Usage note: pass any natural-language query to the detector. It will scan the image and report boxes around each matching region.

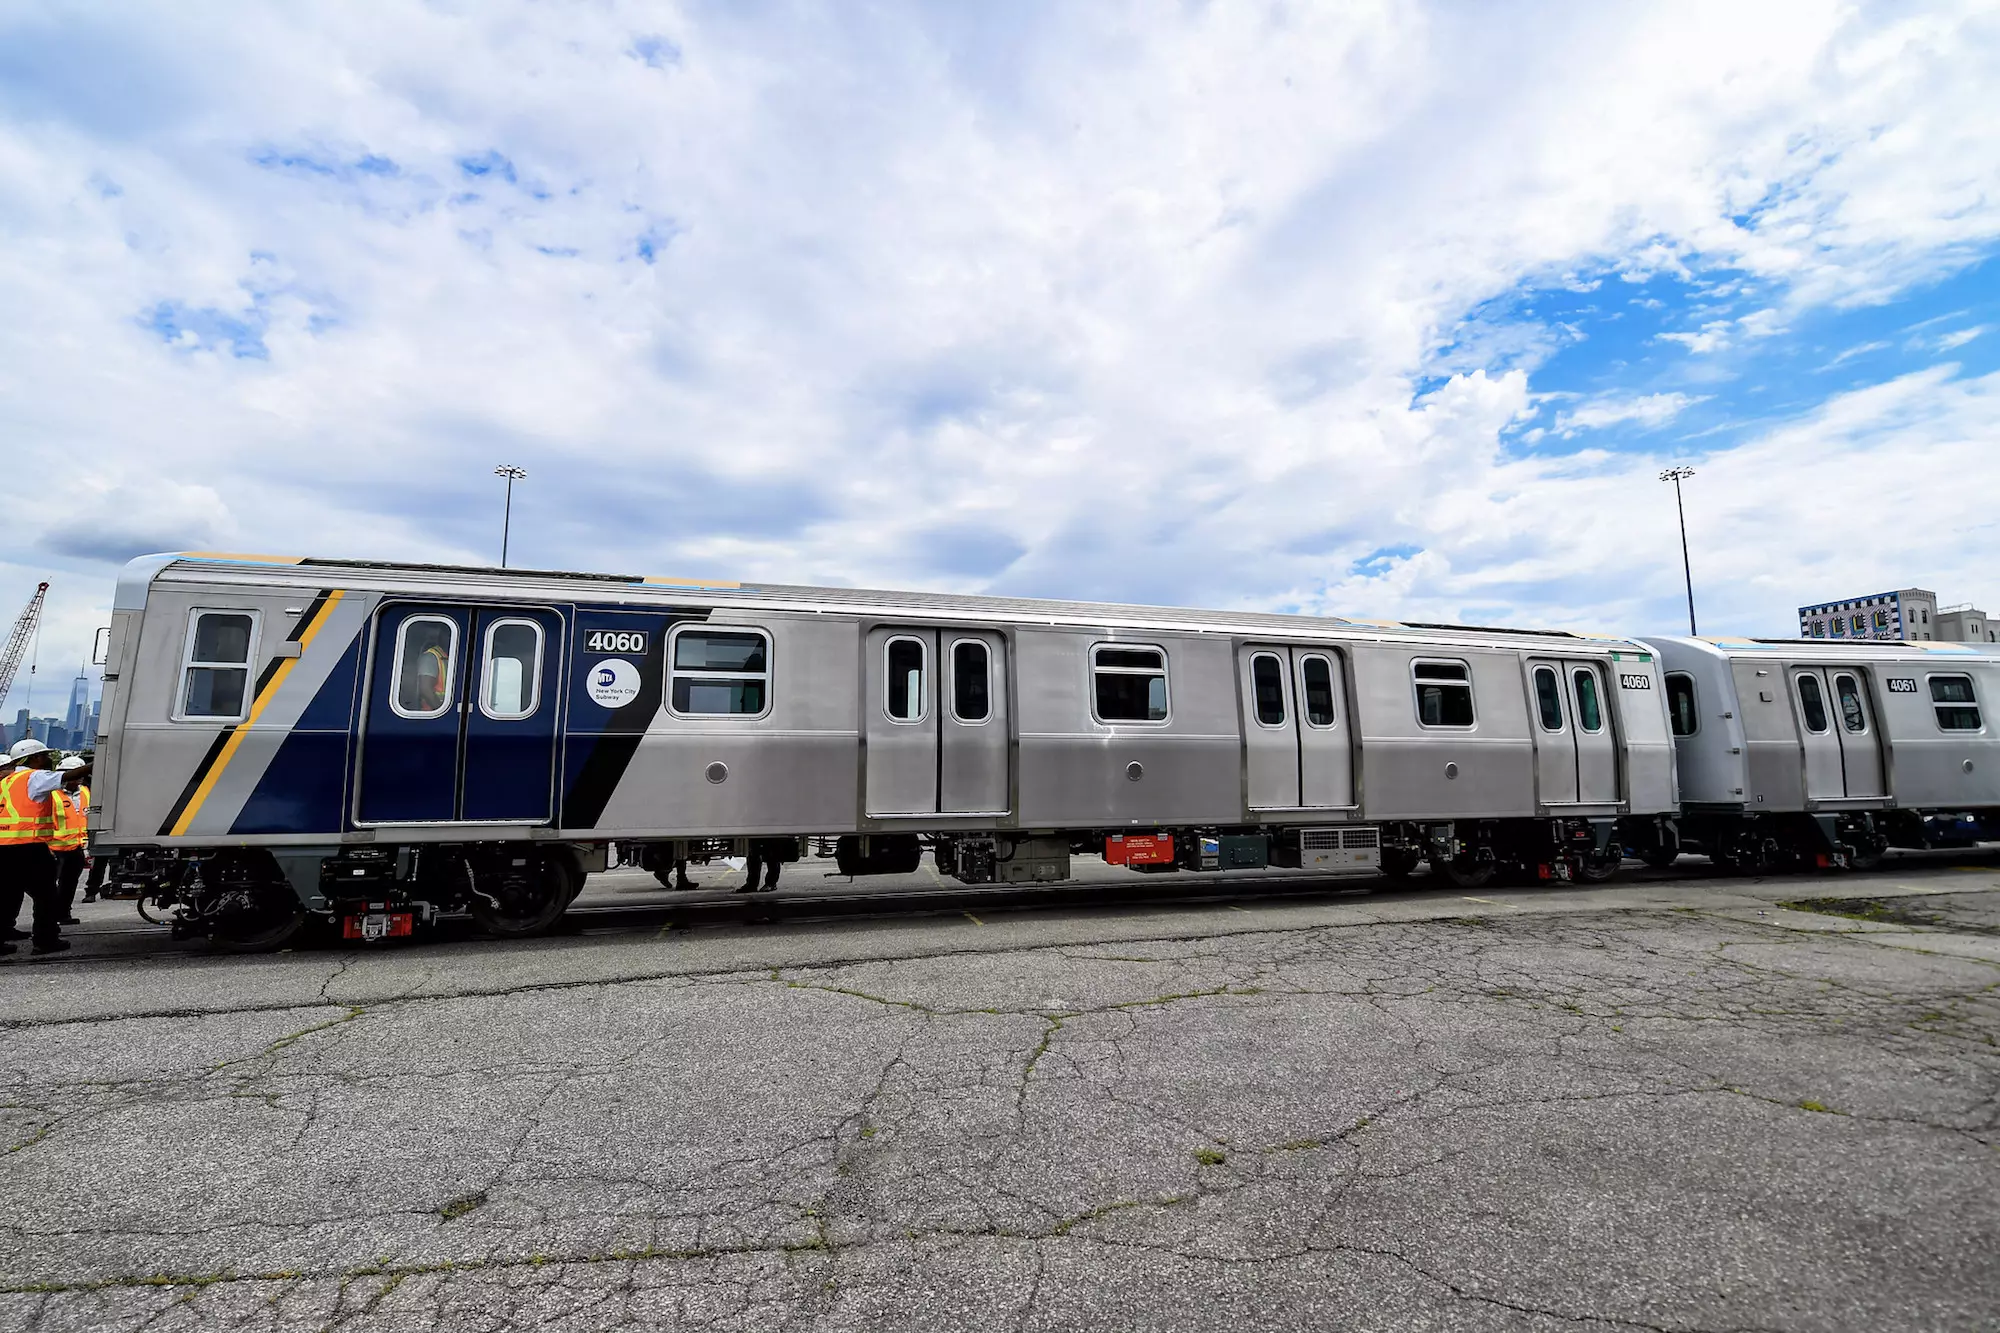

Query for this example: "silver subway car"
[1644,635,2000,871]
[91,553,1678,947]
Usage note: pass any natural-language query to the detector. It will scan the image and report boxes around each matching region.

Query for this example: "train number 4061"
[584,630,649,654]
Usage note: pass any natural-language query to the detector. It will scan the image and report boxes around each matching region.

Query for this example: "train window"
[1929,675,1982,731]
[480,619,543,719]
[176,610,259,720]
[1251,653,1286,726]
[1834,673,1867,733]
[1092,644,1169,722]
[886,637,926,722]
[951,640,989,722]
[1666,673,1698,736]
[1301,656,1337,727]
[669,628,769,716]
[1573,668,1603,732]
[1796,673,1829,733]
[391,616,457,719]
[1412,660,1475,728]
[1533,666,1563,731]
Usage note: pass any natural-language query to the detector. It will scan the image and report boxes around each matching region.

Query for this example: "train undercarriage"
[98,806,1996,950]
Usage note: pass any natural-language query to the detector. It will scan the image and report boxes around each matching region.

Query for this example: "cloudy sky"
[3,1,1998,714]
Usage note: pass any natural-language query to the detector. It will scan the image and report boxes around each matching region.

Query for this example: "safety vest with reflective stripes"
[0,769,55,845]
[50,784,89,852]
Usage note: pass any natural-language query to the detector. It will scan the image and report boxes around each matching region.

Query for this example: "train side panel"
[1015,628,1241,829]
[1350,644,1535,821]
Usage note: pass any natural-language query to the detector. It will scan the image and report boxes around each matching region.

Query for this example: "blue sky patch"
[142,300,267,359]
[1424,248,2000,461]
[457,150,516,184]
[630,35,681,69]
[1352,545,1422,577]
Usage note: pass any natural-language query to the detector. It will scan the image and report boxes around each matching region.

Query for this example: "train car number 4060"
[584,630,649,654]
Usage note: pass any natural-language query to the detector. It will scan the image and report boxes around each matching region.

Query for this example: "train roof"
[1644,634,2000,662]
[119,551,1662,654]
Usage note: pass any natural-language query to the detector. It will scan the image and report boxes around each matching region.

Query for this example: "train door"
[1528,660,1579,804]
[1240,647,1300,809]
[1829,669,1885,798]
[1526,659,1618,805]
[940,631,1009,813]
[1790,668,1847,801]
[1238,645,1354,810]
[1296,650,1354,807]
[865,627,1011,816]
[356,604,564,824]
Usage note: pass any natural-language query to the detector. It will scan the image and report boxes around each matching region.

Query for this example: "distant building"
[1937,604,1998,643]
[1798,588,1939,641]
[63,672,91,740]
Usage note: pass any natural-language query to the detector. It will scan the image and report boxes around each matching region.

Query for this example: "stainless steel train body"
[92,553,1679,944]
[1645,635,2000,870]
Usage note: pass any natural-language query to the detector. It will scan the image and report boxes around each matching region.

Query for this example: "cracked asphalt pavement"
[2,856,1997,1331]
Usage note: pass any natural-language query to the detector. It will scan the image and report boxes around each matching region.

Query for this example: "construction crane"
[0,582,49,716]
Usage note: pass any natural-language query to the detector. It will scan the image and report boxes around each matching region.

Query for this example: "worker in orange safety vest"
[49,755,90,927]
[0,738,69,954]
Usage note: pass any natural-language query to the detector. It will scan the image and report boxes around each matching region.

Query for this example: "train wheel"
[469,852,575,938]
[1576,850,1622,883]
[1380,846,1422,879]
[200,854,309,953]
[1440,858,1494,889]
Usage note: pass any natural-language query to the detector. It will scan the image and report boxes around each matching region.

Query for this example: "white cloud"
[1553,393,1705,437]
[1935,326,1986,351]
[3,0,2000,705]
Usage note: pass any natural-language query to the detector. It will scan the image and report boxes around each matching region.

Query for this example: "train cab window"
[1796,673,1830,733]
[1251,653,1286,726]
[885,637,926,722]
[951,640,989,722]
[1413,660,1475,728]
[1573,668,1603,732]
[1834,673,1867,733]
[480,619,543,719]
[1533,666,1563,731]
[1092,645,1169,722]
[1301,656,1337,727]
[1930,675,1982,731]
[176,610,259,720]
[670,628,769,716]
[391,616,457,719]
[1666,673,1698,736]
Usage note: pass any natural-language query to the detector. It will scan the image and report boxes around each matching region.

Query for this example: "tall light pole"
[494,464,527,568]
[1659,466,1698,635]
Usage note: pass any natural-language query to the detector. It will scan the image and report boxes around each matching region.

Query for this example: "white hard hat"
[6,738,50,762]
[57,755,89,771]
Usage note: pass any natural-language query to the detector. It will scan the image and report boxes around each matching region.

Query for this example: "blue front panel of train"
[560,609,687,828]
[231,632,363,834]
[357,605,472,823]
[461,607,566,821]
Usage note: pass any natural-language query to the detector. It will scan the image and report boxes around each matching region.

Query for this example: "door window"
[1533,666,1563,731]
[392,616,458,719]
[886,636,926,722]
[669,628,769,716]
[951,640,990,722]
[1833,673,1867,733]
[1666,673,1698,736]
[1796,673,1830,733]
[1573,668,1603,733]
[1412,660,1475,728]
[481,619,543,719]
[1929,675,1982,731]
[1250,653,1286,726]
[1300,656,1337,727]
[176,610,259,720]
[1092,645,1169,722]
